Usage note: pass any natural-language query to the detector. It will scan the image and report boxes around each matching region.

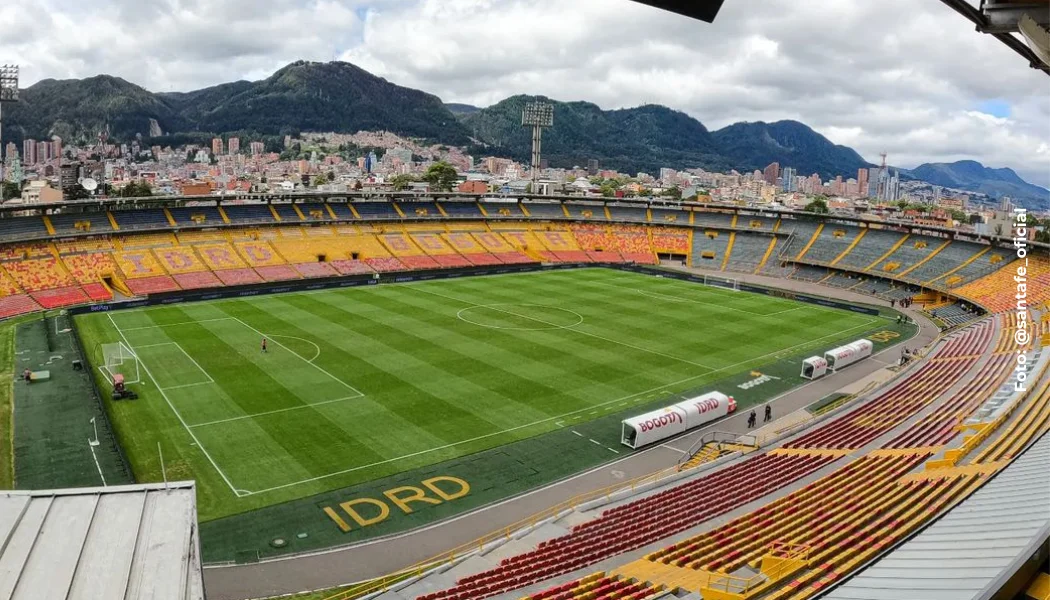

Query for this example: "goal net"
[703,274,739,291]
[100,342,141,386]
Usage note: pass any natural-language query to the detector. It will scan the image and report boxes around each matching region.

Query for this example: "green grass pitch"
[75,268,887,520]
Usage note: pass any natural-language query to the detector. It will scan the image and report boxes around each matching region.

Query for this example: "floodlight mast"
[0,65,20,174]
[521,102,553,189]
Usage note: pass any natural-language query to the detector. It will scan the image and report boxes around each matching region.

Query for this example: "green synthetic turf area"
[75,268,895,522]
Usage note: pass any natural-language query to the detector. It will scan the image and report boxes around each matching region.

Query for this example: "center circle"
[457,304,584,331]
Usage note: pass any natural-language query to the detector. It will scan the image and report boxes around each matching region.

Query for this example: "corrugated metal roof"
[823,433,1050,600]
[0,482,203,600]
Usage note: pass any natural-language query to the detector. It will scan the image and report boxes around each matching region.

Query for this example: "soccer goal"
[703,274,739,291]
[98,342,142,387]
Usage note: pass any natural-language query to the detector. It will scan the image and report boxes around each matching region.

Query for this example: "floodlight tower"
[521,101,553,190]
[0,65,19,176]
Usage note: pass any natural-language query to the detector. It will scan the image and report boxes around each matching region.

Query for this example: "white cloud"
[1,0,1048,186]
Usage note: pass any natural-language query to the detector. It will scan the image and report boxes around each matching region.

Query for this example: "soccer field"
[75,267,890,519]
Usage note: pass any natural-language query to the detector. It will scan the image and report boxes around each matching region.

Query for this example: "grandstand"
[0,194,1046,600]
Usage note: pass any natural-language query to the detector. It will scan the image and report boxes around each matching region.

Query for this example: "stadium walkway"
[202,270,942,600]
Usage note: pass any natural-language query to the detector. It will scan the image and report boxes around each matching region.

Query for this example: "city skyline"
[0,0,1047,188]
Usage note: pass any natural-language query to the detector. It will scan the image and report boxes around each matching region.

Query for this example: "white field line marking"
[189,395,362,428]
[410,286,718,371]
[659,443,689,455]
[588,438,603,446]
[268,334,322,363]
[229,316,364,398]
[240,314,879,496]
[88,440,107,486]
[107,312,243,497]
[171,341,216,384]
[117,317,237,331]
[161,382,215,391]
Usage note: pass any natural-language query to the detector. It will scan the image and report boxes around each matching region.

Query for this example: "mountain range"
[4,60,1046,208]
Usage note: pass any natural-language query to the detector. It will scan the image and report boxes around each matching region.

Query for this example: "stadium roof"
[627,0,727,23]
[940,0,1050,74]
[0,482,204,600]
[823,432,1050,600]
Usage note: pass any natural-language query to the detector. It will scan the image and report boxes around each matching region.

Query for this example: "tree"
[119,181,152,198]
[1,182,21,201]
[312,172,329,187]
[1035,230,1050,244]
[948,209,967,223]
[599,183,616,197]
[64,183,90,200]
[661,186,682,201]
[804,198,830,214]
[389,174,416,191]
[524,183,533,194]
[422,161,458,192]
[353,180,363,190]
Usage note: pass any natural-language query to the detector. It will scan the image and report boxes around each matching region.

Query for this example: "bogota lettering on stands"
[322,476,471,533]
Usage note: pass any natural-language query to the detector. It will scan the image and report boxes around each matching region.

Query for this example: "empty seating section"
[195,243,248,271]
[740,215,779,230]
[168,206,222,226]
[421,453,834,600]
[64,253,117,284]
[650,207,688,225]
[398,201,441,218]
[929,302,976,327]
[214,268,264,286]
[440,201,484,218]
[153,247,208,274]
[177,230,229,244]
[905,241,987,283]
[326,203,357,220]
[611,226,656,264]
[49,213,114,235]
[271,203,302,222]
[938,246,1014,285]
[517,573,657,600]
[0,243,51,260]
[775,219,822,259]
[786,321,993,450]
[114,250,168,278]
[235,241,286,267]
[365,257,407,272]
[571,224,617,251]
[121,232,175,249]
[835,229,908,270]
[223,204,277,224]
[483,202,526,217]
[330,260,376,275]
[849,277,894,296]
[353,202,400,219]
[0,216,48,241]
[0,295,42,319]
[379,233,426,258]
[956,256,1050,313]
[173,271,223,289]
[873,233,944,274]
[0,270,21,296]
[606,205,648,222]
[565,203,605,220]
[55,239,115,254]
[790,265,829,282]
[801,225,864,264]
[691,230,729,266]
[31,286,91,309]
[823,271,863,289]
[112,209,171,231]
[255,265,301,282]
[692,212,734,228]
[650,228,689,255]
[724,233,773,273]
[125,276,180,295]
[293,262,339,278]
[300,203,332,221]
[3,258,76,291]
[524,202,567,219]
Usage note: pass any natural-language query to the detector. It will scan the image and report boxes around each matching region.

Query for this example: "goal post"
[702,274,739,291]
[99,342,141,387]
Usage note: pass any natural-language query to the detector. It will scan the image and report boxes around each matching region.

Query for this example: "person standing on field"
[261,338,268,353]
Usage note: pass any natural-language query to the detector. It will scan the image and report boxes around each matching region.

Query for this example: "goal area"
[703,274,739,291]
[97,342,142,387]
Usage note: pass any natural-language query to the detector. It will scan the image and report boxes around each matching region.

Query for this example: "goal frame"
[97,341,142,387]
[702,274,740,291]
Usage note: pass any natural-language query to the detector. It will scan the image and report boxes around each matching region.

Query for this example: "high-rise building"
[51,137,62,162]
[211,137,223,156]
[781,167,797,191]
[227,137,240,154]
[22,139,36,165]
[250,141,265,156]
[867,167,880,198]
[37,141,51,163]
[587,159,599,176]
[4,142,17,163]
[833,176,843,196]
[59,162,81,191]
[763,162,780,185]
[857,168,868,197]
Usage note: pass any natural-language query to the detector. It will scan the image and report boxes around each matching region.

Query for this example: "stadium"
[0,187,1048,600]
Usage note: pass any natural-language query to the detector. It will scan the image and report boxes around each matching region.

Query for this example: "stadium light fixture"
[0,64,18,172]
[521,102,554,189]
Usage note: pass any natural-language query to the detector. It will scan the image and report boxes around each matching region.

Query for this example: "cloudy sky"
[2,0,1048,186]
